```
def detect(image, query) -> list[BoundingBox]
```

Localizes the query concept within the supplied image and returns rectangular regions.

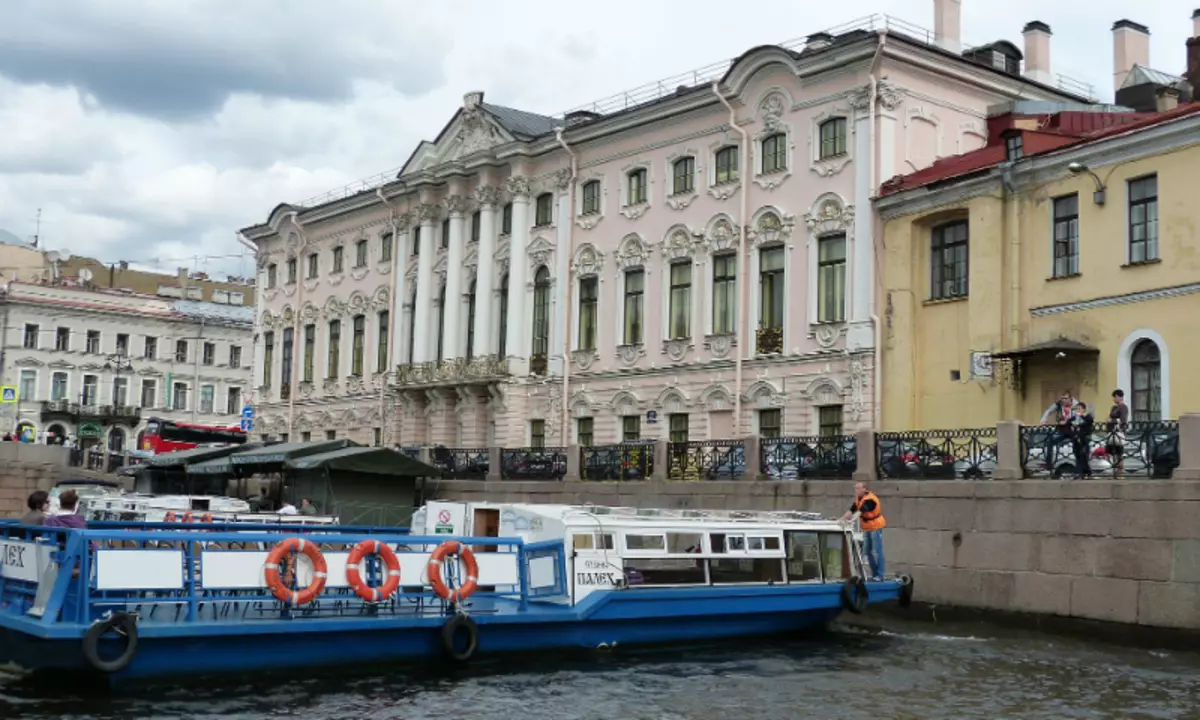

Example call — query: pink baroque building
[239,3,1095,449]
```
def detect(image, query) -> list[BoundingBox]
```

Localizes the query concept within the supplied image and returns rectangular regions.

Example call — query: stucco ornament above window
[760,93,787,132]
[571,244,605,276]
[615,234,652,269]
[454,92,503,158]
[661,227,701,261]
[703,217,739,254]
[804,197,854,236]
[749,211,794,248]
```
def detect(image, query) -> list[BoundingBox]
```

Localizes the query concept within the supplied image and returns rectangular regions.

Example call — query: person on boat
[249,486,272,512]
[278,501,298,515]
[42,490,87,529]
[20,490,50,525]
[841,483,886,581]
[299,498,317,516]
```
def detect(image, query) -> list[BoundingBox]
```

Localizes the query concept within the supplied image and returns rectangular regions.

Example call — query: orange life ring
[345,540,402,603]
[182,511,195,524]
[164,511,177,523]
[263,538,328,606]
[200,512,213,523]
[427,540,479,604]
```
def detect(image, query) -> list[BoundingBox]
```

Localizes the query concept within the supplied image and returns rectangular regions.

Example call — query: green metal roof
[286,445,441,477]
[228,439,353,466]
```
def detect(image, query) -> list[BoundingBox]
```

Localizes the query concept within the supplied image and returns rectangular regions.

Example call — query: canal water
[3,618,1198,720]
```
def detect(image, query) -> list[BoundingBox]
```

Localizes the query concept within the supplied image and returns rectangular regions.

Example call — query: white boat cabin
[415,502,862,604]
[79,493,339,526]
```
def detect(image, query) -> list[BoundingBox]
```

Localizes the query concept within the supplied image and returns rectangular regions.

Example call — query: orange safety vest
[855,491,886,531]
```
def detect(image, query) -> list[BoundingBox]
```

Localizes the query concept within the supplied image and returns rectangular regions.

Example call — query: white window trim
[804,193,853,328]
[661,257,695,347]
[614,234,650,350]
[18,369,38,404]
[171,381,192,412]
[702,215,739,337]
[110,376,130,407]
[1116,329,1170,420]
[754,121,794,191]
[199,384,216,414]
[139,379,157,409]
[748,207,795,355]
[51,371,70,403]
[619,162,652,220]
[575,172,606,230]
[226,386,243,416]
[708,141,741,200]
[533,192,556,229]
[664,148,701,210]
[810,106,854,177]
[572,273,600,353]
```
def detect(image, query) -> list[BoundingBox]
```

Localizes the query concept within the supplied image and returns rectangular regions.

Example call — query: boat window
[726,535,745,552]
[785,531,822,582]
[747,536,781,552]
[710,557,784,584]
[573,532,615,550]
[666,532,703,553]
[820,532,848,580]
[624,558,706,586]
[625,533,666,551]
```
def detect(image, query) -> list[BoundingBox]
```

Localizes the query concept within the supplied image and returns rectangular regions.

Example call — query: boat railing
[0,523,570,631]
[564,505,832,526]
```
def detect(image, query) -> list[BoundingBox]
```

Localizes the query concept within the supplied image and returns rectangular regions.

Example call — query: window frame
[534,193,554,227]
[714,146,739,186]
[1127,174,1158,265]
[930,220,970,301]
[761,133,787,174]
[578,276,598,350]
[380,231,393,262]
[327,319,341,379]
[1051,194,1080,278]
[355,239,369,268]
[581,180,601,215]
[351,314,365,377]
[623,268,645,345]
[818,118,847,160]
[672,156,695,195]
[759,245,785,331]
[332,246,344,273]
[303,324,315,383]
[667,261,692,340]
[711,253,737,335]
[627,168,648,206]
[816,233,847,323]
[818,405,844,437]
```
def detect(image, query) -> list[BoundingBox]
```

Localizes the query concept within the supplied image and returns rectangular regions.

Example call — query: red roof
[880,103,1200,197]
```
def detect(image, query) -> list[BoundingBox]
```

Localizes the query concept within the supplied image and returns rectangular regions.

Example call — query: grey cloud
[0,0,452,120]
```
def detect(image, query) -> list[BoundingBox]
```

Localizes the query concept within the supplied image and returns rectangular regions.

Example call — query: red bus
[136,417,248,455]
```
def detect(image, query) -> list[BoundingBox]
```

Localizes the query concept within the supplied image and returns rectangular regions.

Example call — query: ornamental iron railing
[761,435,857,479]
[1020,421,1179,479]
[667,440,745,480]
[502,447,567,481]
[429,447,490,480]
[580,441,654,481]
[876,428,998,479]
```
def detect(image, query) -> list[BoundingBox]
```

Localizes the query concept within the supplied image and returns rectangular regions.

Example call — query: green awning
[229,439,353,467]
[146,444,247,468]
[285,446,441,477]
[186,457,234,475]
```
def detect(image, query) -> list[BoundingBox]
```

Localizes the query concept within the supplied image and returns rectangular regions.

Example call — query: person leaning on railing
[20,490,49,525]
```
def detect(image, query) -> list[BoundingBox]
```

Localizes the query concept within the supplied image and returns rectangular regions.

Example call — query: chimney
[933,0,963,54]
[1112,19,1150,92]
[1188,10,1200,100]
[1022,22,1053,85]
[1194,8,1200,37]
[1155,85,1180,112]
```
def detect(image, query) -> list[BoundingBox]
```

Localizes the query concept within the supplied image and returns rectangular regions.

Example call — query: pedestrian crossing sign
[0,386,16,403]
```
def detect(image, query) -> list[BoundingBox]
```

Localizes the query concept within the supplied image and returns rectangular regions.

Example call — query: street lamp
[1067,162,1107,205]
[104,352,136,409]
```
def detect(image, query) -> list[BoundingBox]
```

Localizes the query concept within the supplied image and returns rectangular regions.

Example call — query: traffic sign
[241,405,254,419]
[0,387,16,403]
[240,418,254,432]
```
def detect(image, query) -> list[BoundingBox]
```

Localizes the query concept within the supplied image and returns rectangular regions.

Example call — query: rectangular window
[355,239,368,268]
[286,258,297,284]
[466,285,476,358]
[140,379,155,408]
[200,384,215,414]
[441,218,450,248]
[381,232,393,262]
[55,327,69,351]
[86,330,101,354]
[112,377,128,407]
[627,169,647,205]
[52,372,68,402]
[668,413,689,443]
[668,261,691,339]
[535,194,553,226]
[625,534,666,551]
[930,221,969,300]
[577,417,594,447]
[673,157,694,195]
[266,264,277,288]
[351,314,365,376]
[332,246,344,273]
[502,204,512,235]
[470,213,481,243]
[303,324,315,382]
[819,118,846,159]
[715,146,738,185]
[759,409,782,439]
[817,234,846,323]
[581,181,600,215]
[19,370,35,402]
[1128,175,1158,264]
[712,253,736,334]
[761,134,787,174]
[623,269,644,345]
[175,339,188,363]
[280,328,293,399]
[81,375,98,405]
[759,246,785,330]
[1005,133,1023,162]
[172,382,188,411]
[229,345,242,368]
[226,387,241,415]
[622,415,641,442]
[578,277,598,350]
[307,253,318,279]
[530,419,546,449]
[498,279,508,358]
[115,333,129,356]
[377,311,389,372]
[412,227,421,256]
[328,320,341,378]
[818,405,843,436]
[1052,194,1080,278]
[263,331,274,387]
[326,430,336,440]
[144,336,157,359]
[202,342,215,365]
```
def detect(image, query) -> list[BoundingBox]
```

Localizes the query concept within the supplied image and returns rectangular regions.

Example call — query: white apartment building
[1,282,253,451]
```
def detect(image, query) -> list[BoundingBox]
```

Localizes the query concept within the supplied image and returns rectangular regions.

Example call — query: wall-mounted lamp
[1067,162,1106,205]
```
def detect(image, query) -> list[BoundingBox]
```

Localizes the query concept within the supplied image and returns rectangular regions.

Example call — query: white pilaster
[390,220,409,367]
[473,186,500,356]
[444,196,468,360]
[504,177,531,374]
[252,263,267,390]
[550,184,571,375]
[848,110,874,351]
[412,205,438,363]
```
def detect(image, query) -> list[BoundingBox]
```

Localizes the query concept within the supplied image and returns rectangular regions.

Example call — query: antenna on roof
[31,208,41,249]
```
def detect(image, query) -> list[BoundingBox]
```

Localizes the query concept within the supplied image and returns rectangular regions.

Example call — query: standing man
[842,482,886,580]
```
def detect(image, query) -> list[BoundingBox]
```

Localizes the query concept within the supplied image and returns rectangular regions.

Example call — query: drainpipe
[235,232,257,254]
[555,127,577,446]
[867,31,887,430]
[375,187,401,446]
[713,82,749,436]
[283,211,307,438]
[191,318,205,423]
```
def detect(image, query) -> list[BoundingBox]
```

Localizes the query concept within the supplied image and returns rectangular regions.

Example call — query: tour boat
[77,492,339,526]
[0,501,911,685]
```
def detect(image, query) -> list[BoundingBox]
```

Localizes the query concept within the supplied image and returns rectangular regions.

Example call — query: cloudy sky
[0,0,1193,278]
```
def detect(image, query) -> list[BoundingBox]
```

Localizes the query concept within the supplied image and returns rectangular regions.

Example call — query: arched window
[1131,340,1162,422]
[466,279,477,359]
[498,273,509,358]
[436,284,446,363]
[531,266,551,374]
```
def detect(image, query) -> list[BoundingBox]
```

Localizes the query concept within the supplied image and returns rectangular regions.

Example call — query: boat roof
[457,502,845,531]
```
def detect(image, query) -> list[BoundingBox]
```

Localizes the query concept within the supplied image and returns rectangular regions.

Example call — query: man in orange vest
[841,482,886,580]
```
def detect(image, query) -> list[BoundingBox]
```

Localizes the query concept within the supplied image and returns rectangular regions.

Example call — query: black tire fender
[82,612,140,674]
[898,574,915,608]
[440,613,479,663]
[840,577,868,614]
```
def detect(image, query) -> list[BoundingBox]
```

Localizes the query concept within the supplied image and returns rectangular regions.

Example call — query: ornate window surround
[707,139,741,201]
[570,243,606,358]
[747,206,795,355]
[664,148,701,210]
[752,87,795,191]
[658,224,699,361]
[810,103,854,177]
[700,214,739,339]
[575,171,606,230]
[619,161,653,220]
[803,192,854,329]
[613,234,651,365]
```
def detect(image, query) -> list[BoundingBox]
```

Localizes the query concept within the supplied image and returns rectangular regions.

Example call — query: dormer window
[1005,133,1023,162]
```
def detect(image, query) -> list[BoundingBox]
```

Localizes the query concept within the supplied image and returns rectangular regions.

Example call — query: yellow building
[876,102,1200,430]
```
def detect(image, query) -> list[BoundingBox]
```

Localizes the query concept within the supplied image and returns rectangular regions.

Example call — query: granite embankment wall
[432,478,1200,631]
[0,444,112,516]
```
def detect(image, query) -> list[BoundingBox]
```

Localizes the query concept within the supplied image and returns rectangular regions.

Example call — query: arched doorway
[108,427,126,453]
[47,423,67,445]
[1130,340,1162,422]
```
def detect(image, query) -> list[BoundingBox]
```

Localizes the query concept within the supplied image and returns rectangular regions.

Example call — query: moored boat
[0,500,911,685]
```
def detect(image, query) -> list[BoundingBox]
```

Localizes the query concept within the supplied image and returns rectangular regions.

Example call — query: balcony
[41,400,142,426]
[394,354,507,388]
[756,326,783,355]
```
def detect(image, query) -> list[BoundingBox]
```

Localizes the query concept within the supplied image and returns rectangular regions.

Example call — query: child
[1068,402,1095,479]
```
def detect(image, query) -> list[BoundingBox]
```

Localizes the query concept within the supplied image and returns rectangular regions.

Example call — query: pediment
[49,360,76,370]
[14,357,45,367]
[401,108,515,176]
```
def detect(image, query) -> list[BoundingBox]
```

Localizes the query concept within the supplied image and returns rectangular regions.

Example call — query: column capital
[446,195,470,219]
[474,185,503,208]
[551,168,572,193]
[506,176,531,199]
[417,203,442,224]
[394,211,412,232]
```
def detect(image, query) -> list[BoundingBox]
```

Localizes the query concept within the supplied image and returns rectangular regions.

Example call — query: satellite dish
[45,251,61,264]
[79,268,93,282]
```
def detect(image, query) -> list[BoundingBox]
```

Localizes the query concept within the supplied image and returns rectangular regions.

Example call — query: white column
[473,186,500,356]
[390,220,409,366]
[412,205,438,363]
[504,177,531,373]
[253,265,267,389]
[443,196,468,360]
[848,108,874,351]
[550,184,571,375]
